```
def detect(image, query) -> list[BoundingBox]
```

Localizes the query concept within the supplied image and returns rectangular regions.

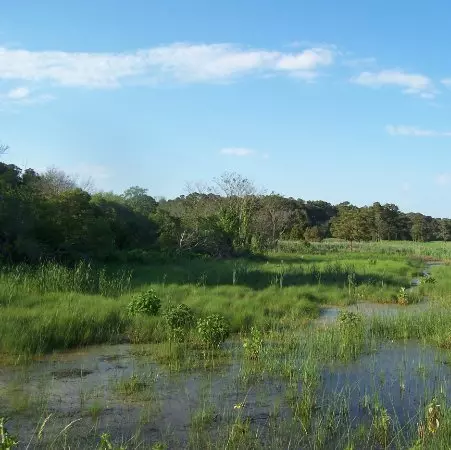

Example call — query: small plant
[426,400,441,434]
[115,373,153,397]
[197,314,230,348]
[0,418,18,450]
[338,311,362,328]
[243,327,263,360]
[372,405,391,446]
[420,275,436,285]
[164,304,195,341]
[151,443,167,450]
[98,433,126,450]
[127,289,161,316]
[397,287,409,305]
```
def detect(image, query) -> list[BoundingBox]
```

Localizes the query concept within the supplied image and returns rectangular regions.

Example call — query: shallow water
[2,339,451,449]
[317,261,443,325]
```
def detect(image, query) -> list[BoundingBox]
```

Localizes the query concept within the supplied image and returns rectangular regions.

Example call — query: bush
[197,314,230,348]
[338,311,362,328]
[127,289,161,316]
[164,304,195,341]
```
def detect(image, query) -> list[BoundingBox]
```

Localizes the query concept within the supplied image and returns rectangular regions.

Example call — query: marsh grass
[4,242,451,448]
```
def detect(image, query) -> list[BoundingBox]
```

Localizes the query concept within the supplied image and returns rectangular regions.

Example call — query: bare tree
[0,143,9,157]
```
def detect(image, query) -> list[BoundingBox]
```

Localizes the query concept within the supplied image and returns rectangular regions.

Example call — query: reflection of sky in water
[1,340,451,448]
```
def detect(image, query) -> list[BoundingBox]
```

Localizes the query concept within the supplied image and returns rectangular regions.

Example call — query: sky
[1,0,450,217]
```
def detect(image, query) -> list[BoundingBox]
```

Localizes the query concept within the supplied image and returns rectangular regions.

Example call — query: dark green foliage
[197,314,230,348]
[164,304,195,341]
[1,151,451,267]
[127,289,161,316]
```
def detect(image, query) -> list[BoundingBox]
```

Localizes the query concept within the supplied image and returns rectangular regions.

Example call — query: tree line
[1,159,450,263]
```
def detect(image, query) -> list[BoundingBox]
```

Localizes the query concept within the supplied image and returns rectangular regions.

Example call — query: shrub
[164,304,195,341]
[338,311,362,328]
[127,289,161,316]
[197,314,230,348]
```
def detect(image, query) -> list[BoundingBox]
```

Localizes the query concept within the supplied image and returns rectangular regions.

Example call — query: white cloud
[386,125,451,137]
[0,43,335,89]
[220,147,256,157]
[352,69,436,98]
[7,86,30,99]
[276,48,333,71]
[442,78,451,87]
[436,173,451,186]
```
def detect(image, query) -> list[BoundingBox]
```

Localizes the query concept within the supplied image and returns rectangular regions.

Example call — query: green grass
[0,245,425,356]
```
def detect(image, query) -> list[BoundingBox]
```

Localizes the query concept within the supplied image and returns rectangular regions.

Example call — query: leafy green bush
[127,289,161,316]
[164,304,195,341]
[197,314,230,348]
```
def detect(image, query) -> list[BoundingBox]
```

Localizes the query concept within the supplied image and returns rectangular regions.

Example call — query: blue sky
[1,0,451,217]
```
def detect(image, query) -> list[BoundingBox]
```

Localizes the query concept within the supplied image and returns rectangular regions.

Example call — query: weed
[243,327,263,360]
[98,433,126,450]
[197,314,230,348]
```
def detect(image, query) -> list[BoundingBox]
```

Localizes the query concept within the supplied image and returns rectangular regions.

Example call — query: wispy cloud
[352,70,436,98]
[220,147,256,157]
[442,78,451,88]
[436,173,451,186]
[0,85,54,107]
[7,86,30,99]
[0,43,335,89]
[386,125,451,137]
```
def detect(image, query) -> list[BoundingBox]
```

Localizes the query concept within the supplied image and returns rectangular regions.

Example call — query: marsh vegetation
[2,240,451,449]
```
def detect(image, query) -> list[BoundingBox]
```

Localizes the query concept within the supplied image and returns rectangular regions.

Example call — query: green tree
[330,206,373,249]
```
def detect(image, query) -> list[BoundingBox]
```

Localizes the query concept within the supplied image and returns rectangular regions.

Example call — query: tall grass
[0,261,132,305]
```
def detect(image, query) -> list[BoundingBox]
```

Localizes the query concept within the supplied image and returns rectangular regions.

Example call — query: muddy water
[2,340,451,449]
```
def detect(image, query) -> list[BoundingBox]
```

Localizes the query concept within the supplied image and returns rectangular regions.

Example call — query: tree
[0,143,9,157]
[304,225,323,242]
[122,186,157,216]
[330,206,373,249]
[438,219,451,241]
